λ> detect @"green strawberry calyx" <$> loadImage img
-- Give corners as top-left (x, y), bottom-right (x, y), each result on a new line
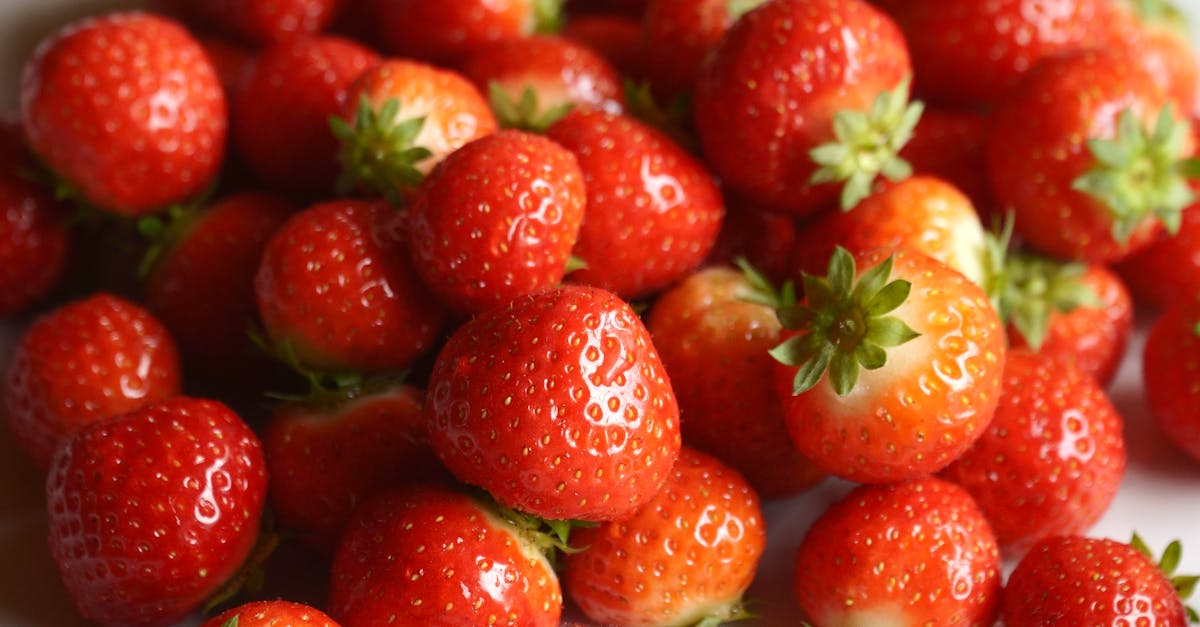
top-left (1071, 104), bottom-right (1199, 244)
top-left (330, 95), bottom-right (433, 207)
top-left (995, 251), bottom-right (1103, 350)
top-left (533, 0), bottom-right (566, 33)
top-left (734, 256), bottom-right (797, 311)
top-left (1124, 0), bottom-right (1190, 37)
top-left (488, 82), bottom-right (575, 133)
top-left (623, 79), bottom-right (699, 152)
top-left (1131, 532), bottom-right (1200, 621)
top-left (808, 76), bottom-right (924, 211)
top-left (768, 246), bottom-right (921, 397)
top-left (248, 328), bottom-right (401, 406)
top-left (728, 0), bottom-right (770, 21)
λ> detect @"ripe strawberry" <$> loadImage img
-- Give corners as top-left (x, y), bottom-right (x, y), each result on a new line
top-left (329, 484), bottom-right (562, 626)
top-left (898, 108), bottom-right (995, 219)
top-left (545, 108), bottom-right (723, 299)
top-left (693, 0), bottom-right (919, 216)
top-left (559, 14), bottom-right (644, 80)
top-left (563, 447), bottom-right (766, 626)
top-left (1002, 534), bottom-right (1196, 625)
top-left (376, 0), bottom-right (564, 66)
top-left (254, 199), bottom-right (446, 374)
top-left (884, 0), bottom-right (1109, 108)
top-left (4, 293), bottom-right (181, 470)
top-left (170, 0), bottom-right (345, 45)
top-left (794, 477), bottom-right (1002, 626)
top-left (201, 600), bottom-right (338, 627)
top-left (1108, 0), bottom-right (1200, 119)
top-left (263, 381), bottom-right (445, 555)
top-left (646, 265), bottom-right (825, 498)
top-left (46, 396), bottom-right (267, 627)
top-left (939, 350), bottom-right (1127, 554)
top-left (1143, 295), bottom-right (1200, 464)
top-left (640, 0), bottom-right (762, 100)
top-left (771, 246), bottom-right (1006, 483)
top-left (0, 130), bottom-right (71, 316)
top-left (425, 284), bottom-right (681, 521)
top-left (408, 130), bottom-right (586, 314)
top-left (20, 12), bottom-right (227, 216)
top-left (1116, 188), bottom-right (1200, 309)
top-left (987, 48), bottom-right (1198, 263)
top-left (232, 35), bottom-right (379, 198)
top-left (460, 34), bottom-right (624, 131)
top-left (332, 59), bottom-right (498, 205)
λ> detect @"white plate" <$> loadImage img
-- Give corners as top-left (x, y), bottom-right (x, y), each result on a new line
top-left (1, 1), bottom-right (1199, 625)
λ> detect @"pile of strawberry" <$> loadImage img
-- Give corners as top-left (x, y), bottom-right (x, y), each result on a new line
top-left (4, 0), bottom-right (1200, 625)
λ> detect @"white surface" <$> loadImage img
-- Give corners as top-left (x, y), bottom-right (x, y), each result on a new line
top-left (1, 1), bottom-right (1200, 625)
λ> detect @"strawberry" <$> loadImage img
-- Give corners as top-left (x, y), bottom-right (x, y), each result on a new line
top-left (254, 199), bottom-right (446, 374)
top-left (545, 108), bottom-right (723, 299)
top-left (232, 35), bottom-right (380, 198)
top-left (646, 264), bottom-right (826, 498)
top-left (559, 14), bottom-right (644, 80)
top-left (263, 381), bottom-right (445, 555)
top-left (407, 130), bottom-right (586, 314)
top-left (898, 108), bottom-right (996, 220)
top-left (693, 0), bottom-right (919, 216)
top-left (173, 0), bottom-right (345, 45)
top-left (201, 600), bottom-right (339, 627)
top-left (1116, 188), bottom-right (1200, 309)
top-left (1143, 295), bottom-right (1200, 464)
top-left (794, 477), bottom-right (1002, 626)
top-left (1107, 0), bottom-right (1200, 119)
top-left (45, 396), bottom-right (267, 626)
top-left (939, 350), bottom-right (1127, 554)
top-left (640, 0), bottom-right (764, 100)
top-left (563, 447), bottom-right (766, 626)
top-left (884, 0), bottom-right (1109, 108)
top-left (20, 12), bottom-right (227, 216)
top-left (4, 293), bottom-right (181, 470)
top-left (425, 284), bottom-right (681, 521)
top-left (771, 246), bottom-right (1006, 483)
top-left (376, 0), bottom-right (565, 66)
top-left (332, 59), bottom-right (498, 205)
top-left (987, 48), bottom-right (1198, 263)
top-left (328, 484), bottom-right (562, 626)
top-left (1002, 534), bottom-right (1197, 625)
top-left (704, 195), bottom-right (798, 286)
top-left (460, 34), bottom-right (625, 131)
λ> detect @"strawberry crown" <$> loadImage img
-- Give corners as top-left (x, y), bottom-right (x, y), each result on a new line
top-left (728, 0), bottom-right (769, 21)
top-left (330, 95), bottom-right (432, 207)
top-left (995, 251), bottom-right (1103, 350)
top-left (1125, 0), bottom-right (1190, 36)
top-left (1131, 532), bottom-right (1199, 621)
top-left (769, 247), bottom-right (920, 396)
top-left (623, 80), bottom-right (699, 153)
top-left (488, 82), bottom-right (575, 133)
top-left (1071, 104), bottom-right (1199, 244)
top-left (533, 0), bottom-right (566, 33)
top-left (808, 76), bottom-right (924, 210)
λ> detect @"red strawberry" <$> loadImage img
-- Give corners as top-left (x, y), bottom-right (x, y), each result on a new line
top-left (254, 199), bottom-right (446, 374)
top-left (898, 108), bottom-right (996, 219)
top-left (646, 265), bottom-right (825, 498)
top-left (794, 477), bottom-right (1002, 626)
top-left (693, 0), bottom-right (919, 216)
top-left (4, 293), bottom-right (181, 470)
top-left (376, 0), bottom-right (564, 66)
top-left (987, 48), bottom-right (1197, 263)
top-left (771, 246), bottom-right (1006, 483)
top-left (559, 14), bottom-right (644, 80)
top-left (640, 0), bottom-right (761, 100)
top-left (201, 600), bottom-right (339, 627)
top-left (263, 381), bottom-right (445, 555)
top-left (1002, 534), bottom-right (1195, 625)
top-left (1116, 188), bottom-right (1200, 309)
top-left (175, 0), bottom-right (345, 45)
top-left (232, 35), bottom-right (379, 198)
top-left (563, 447), bottom-right (766, 626)
top-left (45, 396), bottom-right (267, 626)
top-left (425, 284), bottom-right (681, 521)
top-left (885, 0), bottom-right (1109, 108)
top-left (329, 484), bottom-right (562, 626)
top-left (21, 12), bottom-right (226, 216)
top-left (407, 130), bottom-right (586, 314)
top-left (198, 37), bottom-right (255, 96)
top-left (1143, 295), bottom-right (1200, 464)
top-left (332, 59), bottom-right (498, 205)
top-left (939, 350), bottom-right (1127, 554)
top-left (0, 132), bottom-right (71, 316)
top-left (1108, 0), bottom-right (1200, 119)
top-left (546, 108), bottom-right (723, 299)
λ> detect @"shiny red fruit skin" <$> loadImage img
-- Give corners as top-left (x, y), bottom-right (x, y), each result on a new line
top-left (0, 162), bottom-right (71, 316)
top-left (329, 485), bottom-right (562, 627)
top-left (641, 0), bottom-right (743, 100)
top-left (46, 397), bottom-right (267, 627)
top-left (21, 12), bottom-right (226, 215)
top-left (1116, 189), bottom-right (1200, 310)
top-left (1143, 296), bottom-right (1200, 464)
top-left (201, 600), bottom-right (339, 627)
top-left (425, 284), bottom-right (681, 521)
top-left (4, 293), bottom-right (182, 470)
top-left (377, 0), bottom-right (540, 65)
top-left (191, 0), bottom-right (344, 45)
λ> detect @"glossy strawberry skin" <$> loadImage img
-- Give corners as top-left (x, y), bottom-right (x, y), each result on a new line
top-left (641, 0), bottom-right (742, 100)
top-left (775, 248), bottom-right (1006, 484)
top-left (546, 109), bottom-right (724, 299)
top-left (559, 14), bottom-right (645, 81)
top-left (183, 0), bottom-right (344, 45)
top-left (21, 12), bottom-right (226, 216)
top-left (1107, 0), bottom-right (1200, 119)
top-left (255, 199), bottom-right (446, 374)
top-left (0, 156), bottom-right (71, 316)
top-left (564, 447), bottom-right (766, 626)
top-left (233, 35), bottom-right (379, 198)
top-left (1143, 296), bottom-right (1200, 464)
top-left (408, 130), bottom-right (586, 314)
top-left (4, 294), bottom-right (182, 470)
top-left (425, 284), bottom-right (681, 521)
top-left (693, 0), bottom-right (911, 216)
top-left (1002, 535), bottom-right (1188, 626)
top-left (1116, 191), bottom-right (1200, 310)
top-left (794, 477), bottom-right (1002, 626)
top-left (376, 0), bottom-right (543, 65)
top-left (46, 397), bottom-right (267, 627)
top-left (329, 485), bottom-right (562, 627)
top-left (939, 350), bottom-right (1126, 555)
top-left (201, 600), bottom-right (339, 627)
top-left (263, 382), bottom-right (445, 555)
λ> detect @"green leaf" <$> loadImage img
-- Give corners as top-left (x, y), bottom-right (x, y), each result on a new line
top-left (854, 341), bottom-right (887, 370)
top-left (222, 617), bottom-right (239, 627)
top-left (767, 333), bottom-right (811, 368)
top-left (840, 170), bottom-right (874, 210)
top-left (728, 0), bottom-right (768, 20)
top-left (1162, 540), bottom-right (1184, 574)
top-left (1132, 532), bottom-right (1153, 558)
top-left (809, 143), bottom-right (849, 168)
top-left (828, 350), bottom-right (860, 397)
top-left (852, 254), bottom-right (894, 303)
top-left (802, 274), bottom-right (835, 312)
top-left (776, 305), bottom-right (817, 330)
top-left (827, 247), bottom-right (856, 297)
top-left (866, 316), bottom-right (920, 347)
top-left (879, 155), bottom-right (913, 182)
top-left (789, 342), bottom-right (834, 395)
top-left (865, 279), bottom-right (912, 317)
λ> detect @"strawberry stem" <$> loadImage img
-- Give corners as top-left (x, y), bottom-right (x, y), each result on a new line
top-left (995, 252), bottom-right (1102, 350)
top-left (533, 0), bottom-right (565, 33)
top-left (488, 82), bottom-right (574, 132)
top-left (329, 95), bottom-right (433, 207)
